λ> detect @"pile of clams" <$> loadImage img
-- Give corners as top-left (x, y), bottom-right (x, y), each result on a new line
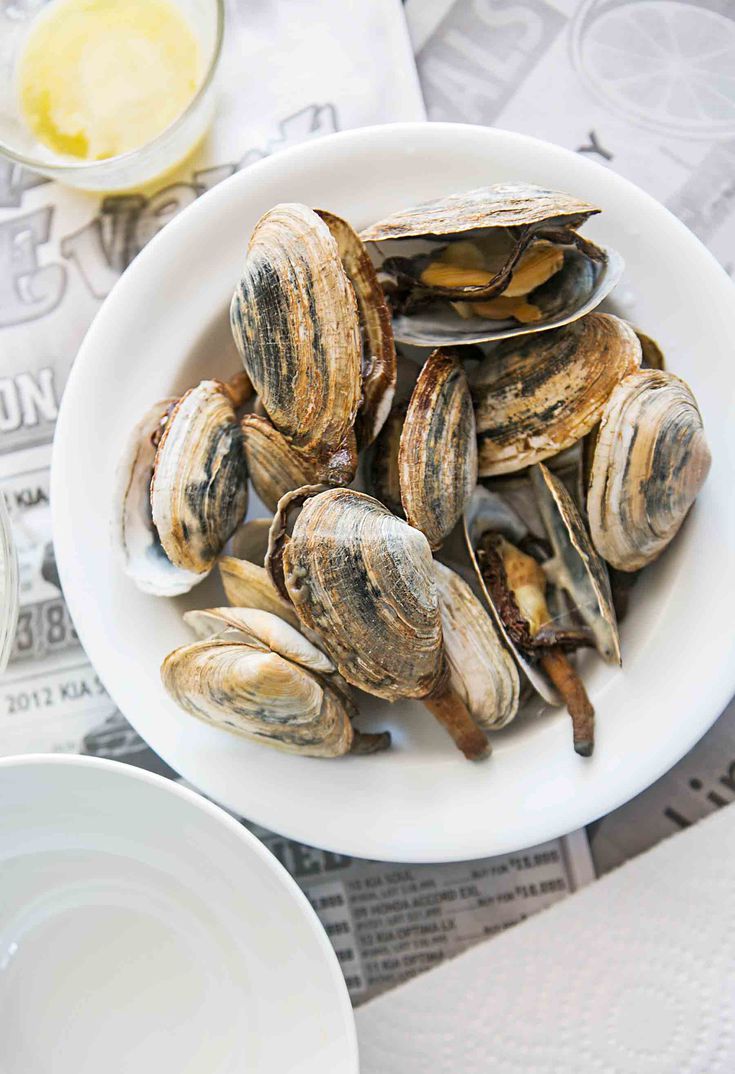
top-left (117, 184), bottom-right (711, 761)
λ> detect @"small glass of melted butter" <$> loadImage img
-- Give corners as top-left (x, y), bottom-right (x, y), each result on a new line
top-left (0, 0), bottom-right (223, 190)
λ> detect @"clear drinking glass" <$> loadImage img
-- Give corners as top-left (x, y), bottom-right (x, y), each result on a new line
top-left (0, 0), bottom-right (224, 191)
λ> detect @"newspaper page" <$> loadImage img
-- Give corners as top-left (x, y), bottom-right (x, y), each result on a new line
top-left (248, 825), bottom-right (594, 1005)
top-left (404, 0), bottom-right (735, 876)
top-left (0, 0), bottom-right (598, 1004)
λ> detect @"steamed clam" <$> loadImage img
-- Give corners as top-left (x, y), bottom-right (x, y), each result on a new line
top-left (472, 313), bottom-right (641, 476)
top-left (587, 370), bottom-right (711, 572)
top-left (434, 561), bottom-right (519, 731)
top-left (360, 184), bottom-right (623, 346)
top-left (162, 606), bottom-right (389, 757)
top-left (531, 463), bottom-right (620, 666)
top-left (367, 403), bottom-right (405, 516)
top-left (464, 473), bottom-right (621, 757)
top-left (316, 209), bottom-right (397, 448)
top-left (117, 373), bottom-right (251, 594)
top-left (230, 204), bottom-right (396, 485)
top-left (268, 486), bottom-right (490, 760)
top-left (398, 348), bottom-right (477, 549)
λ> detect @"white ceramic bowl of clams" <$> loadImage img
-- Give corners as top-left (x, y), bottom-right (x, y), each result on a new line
top-left (53, 123), bottom-right (735, 863)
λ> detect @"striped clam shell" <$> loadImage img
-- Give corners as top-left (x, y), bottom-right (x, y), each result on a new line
top-left (587, 370), bottom-right (711, 572)
top-left (316, 209), bottom-right (396, 448)
top-left (150, 380), bottom-right (248, 575)
top-left (463, 485), bottom-right (559, 706)
top-left (398, 348), bottom-right (477, 549)
top-left (360, 184), bottom-right (600, 243)
top-left (472, 313), bottom-right (642, 476)
top-left (115, 398), bottom-right (202, 596)
top-left (434, 562), bottom-right (519, 731)
top-left (161, 635), bottom-right (356, 757)
top-left (275, 488), bottom-right (443, 701)
top-left (241, 414), bottom-right (320, 514)
top-left (230, 204), bottom-right (362, 484)
top-left (530, 463), bottom-right (620, 666)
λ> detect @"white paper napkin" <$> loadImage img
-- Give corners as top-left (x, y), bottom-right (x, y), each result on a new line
top-left (356, 803), bottom-right (735, 1073)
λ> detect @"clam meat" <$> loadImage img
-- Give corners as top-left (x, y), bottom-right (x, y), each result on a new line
top-left (360, 184), bottom-right (623, 346)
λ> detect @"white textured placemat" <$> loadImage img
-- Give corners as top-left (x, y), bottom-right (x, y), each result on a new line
top-left (357, 803), bottom-right (735, 1073)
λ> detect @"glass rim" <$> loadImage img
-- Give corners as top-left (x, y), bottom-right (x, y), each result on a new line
top-left (0, 0), bottom-right (225, 175)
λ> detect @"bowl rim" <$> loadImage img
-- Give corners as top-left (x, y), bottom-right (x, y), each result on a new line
top-left (50, 121), bottom-right (735, 863)
top-left (0, 752), bottom-right (359, 1070)
top-left (0, 0), bottom-right (225, 176)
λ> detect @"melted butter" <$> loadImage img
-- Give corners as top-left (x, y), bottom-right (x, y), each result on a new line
top-left (18, 0), bottom-right (201, 161)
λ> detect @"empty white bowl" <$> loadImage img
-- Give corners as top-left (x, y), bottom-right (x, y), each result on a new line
top-left (0, 756), bottom-right (357, 1074)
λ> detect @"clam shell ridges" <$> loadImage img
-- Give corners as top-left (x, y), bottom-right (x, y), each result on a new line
top-left (284, 489), bottom-right (442, 700)
top-left (219, 556), bottom-right (301, 628)
top-left (587, 370), bottom-right (711, 571)
top-left (230, 204), bottom-right (361, 477)
top-left (116, 397), bottom-right (201, 596)
top-left (435, 562), bottom-right (519, 730)
top-left (151, 381), bottom-right (248, 574)
top-left (532, 464), bottom-right (620, 666)
top-left (472, 313), bottom-right (642, 476)
top-left (241, 415), bottom-right (319, 514)
top-left (162, 638), bottom-right (353, 757)
top-left (316, 209), bottom-right (396, 448)
top-left (360, 184), bottom-right (599, 241)
top-left (399, 349), bottom-right (477, 549)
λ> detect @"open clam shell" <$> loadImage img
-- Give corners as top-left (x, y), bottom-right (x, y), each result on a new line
top-left (161, 636), bottom-right (356, 757)
top-left (472, 313), bottom-right (642, 476)
top-left (183, 607), bottom-right (335, 674)
top-left (150, 380), bottom-right (248, 576)
top-left (463, 486), bottom-right (559, 705)
top-left (587, 370), bottom-right (711, 572)
top-left (434, 561), bottom-right (519, 731)
top-left (230, 203), bottom-right (362, 484)
top-left (530, 464), bottom-right (620, 665)
top-left (316, 209), bottom-right (397, 448)
top-left (360, 184), bottom-right (623, 346)
top-left (115, 398), bottom-right (202, 596)
top-left (398, 348), bottom-right (477, 549)
top-left (241, 414), bottom-right (320, 514)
